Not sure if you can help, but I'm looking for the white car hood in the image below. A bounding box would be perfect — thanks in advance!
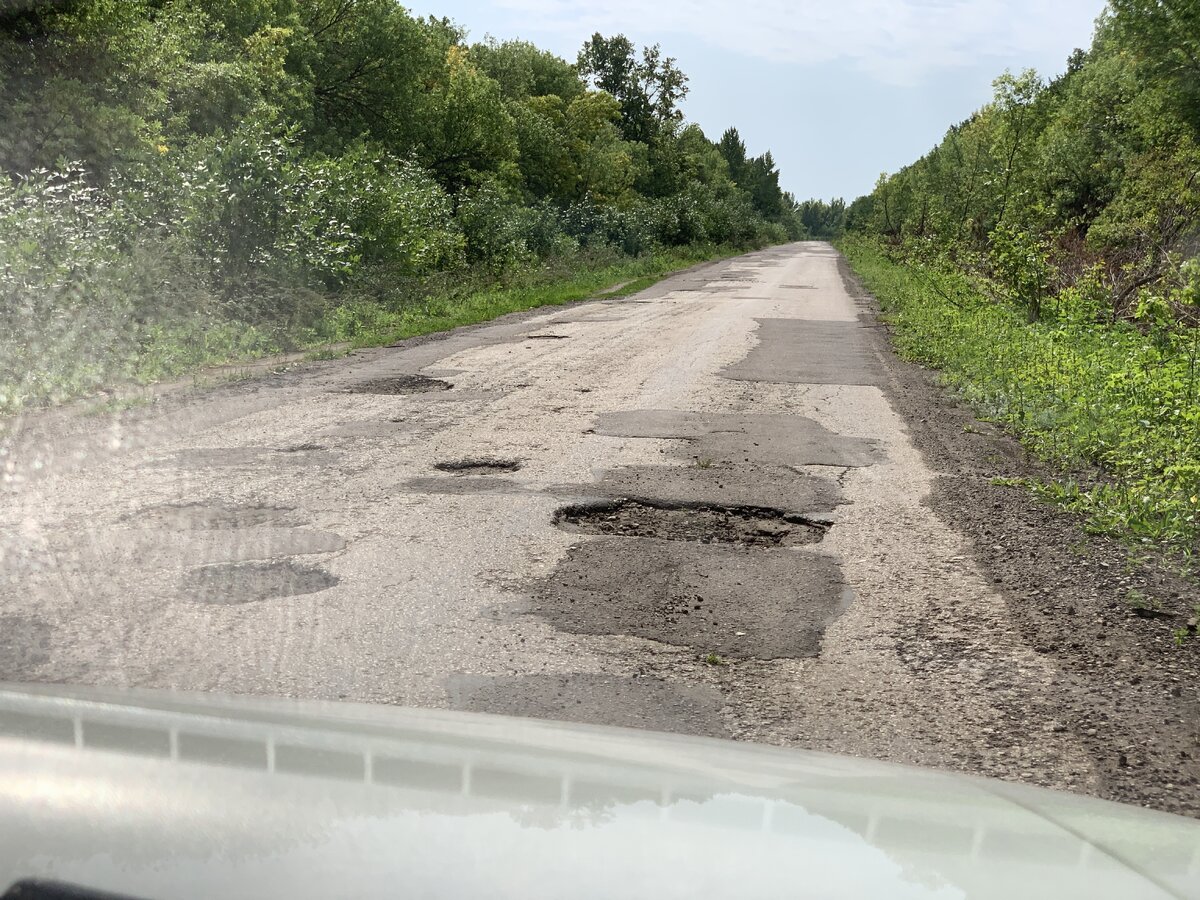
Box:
[0,684,1196,899]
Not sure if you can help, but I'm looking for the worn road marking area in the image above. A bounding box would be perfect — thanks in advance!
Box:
[0,242,1095,790]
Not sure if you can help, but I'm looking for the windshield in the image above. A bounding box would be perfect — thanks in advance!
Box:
[0,0,1197,881]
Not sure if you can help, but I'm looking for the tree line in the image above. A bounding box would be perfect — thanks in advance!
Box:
[0,0,825,407]
[846,0,1200,326]
[838,0,1200,554]
[0,2,813,276]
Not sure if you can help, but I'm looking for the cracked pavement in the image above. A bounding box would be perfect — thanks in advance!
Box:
[1,240,1172,806]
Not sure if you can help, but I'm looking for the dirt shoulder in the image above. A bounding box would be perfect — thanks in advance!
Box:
[839,255,1200,817]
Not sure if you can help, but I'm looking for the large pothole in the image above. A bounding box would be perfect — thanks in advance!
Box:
[554,498,828,546]
[184,561,338,604]
[434,457,522,475]
[343,374,451,395]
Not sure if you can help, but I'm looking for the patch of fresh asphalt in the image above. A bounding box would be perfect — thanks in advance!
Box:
[399,476,524,495]
[594,410,881,467]
[2,242,1196,817]
[720,319,885,386]
[132,502,305,530]
[185,560,340,605]
[0,616,51,679]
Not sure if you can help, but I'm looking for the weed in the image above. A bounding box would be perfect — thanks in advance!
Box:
[304,346,344,362]
[84,394,153,416]
[1123,554,1151,575]
[990,476,1026,488]
[1124,589,1159,612]
[1174,606,1200,644]
[695,456,715,469]
[703,652,728,666]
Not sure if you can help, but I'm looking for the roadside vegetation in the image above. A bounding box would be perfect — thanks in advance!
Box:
[835,0,1200,560]
[0,1,813,413]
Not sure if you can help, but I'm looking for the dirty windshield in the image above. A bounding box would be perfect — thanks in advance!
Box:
[1,0,1199,833]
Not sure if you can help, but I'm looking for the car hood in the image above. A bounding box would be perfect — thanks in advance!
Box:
[0,683,1196,899]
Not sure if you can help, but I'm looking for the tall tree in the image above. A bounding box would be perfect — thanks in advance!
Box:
[1109,0,1200,130]
[716,127,747,183]
[576,33,687,144]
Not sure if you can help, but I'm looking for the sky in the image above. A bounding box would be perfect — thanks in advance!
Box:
[405,0,1108,202]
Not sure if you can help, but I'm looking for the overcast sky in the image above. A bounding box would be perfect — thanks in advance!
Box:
[405,0,1107,201]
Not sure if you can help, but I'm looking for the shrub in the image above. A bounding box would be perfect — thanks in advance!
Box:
[841,235,1200,551]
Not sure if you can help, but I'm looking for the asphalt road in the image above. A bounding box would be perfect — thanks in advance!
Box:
[0,242,1102,793]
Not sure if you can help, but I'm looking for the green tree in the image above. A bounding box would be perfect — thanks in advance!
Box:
[576,33,688,144]
[292,0,435,153]
[1109,0,1200,130]
[417,44,518,192]
[716,128,748,183]
[470,38,582,101]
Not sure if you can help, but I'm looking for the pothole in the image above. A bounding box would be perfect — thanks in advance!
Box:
[525,333,569,340]
[184,561,338,604]
[135,502,302,530]
[434,457,522,475]
[343,374,451,395]
[554,498,828,546]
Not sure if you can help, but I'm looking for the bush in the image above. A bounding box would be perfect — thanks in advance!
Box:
[456,181,536,270]
[305,145,465,276]
[0,165,149,409]
[841,235,1200,551]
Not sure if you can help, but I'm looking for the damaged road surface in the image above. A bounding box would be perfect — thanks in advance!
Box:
[3,242,1198,817]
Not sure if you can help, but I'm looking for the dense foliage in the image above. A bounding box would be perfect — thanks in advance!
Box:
[842,1,1200,553]
[0,0,807,409]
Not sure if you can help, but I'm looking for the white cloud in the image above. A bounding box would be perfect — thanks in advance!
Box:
[490,0,1103,85]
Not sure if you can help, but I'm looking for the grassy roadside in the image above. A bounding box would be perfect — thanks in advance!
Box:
[318,244,734,350]
[837,235,1200,561]
[8,244,740,417]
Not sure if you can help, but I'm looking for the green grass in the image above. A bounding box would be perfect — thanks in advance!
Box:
[131,319,294,385]
[2,245,737,416]
[82,393,155,417]
[320,246,732,349]
[838,235,1200,555]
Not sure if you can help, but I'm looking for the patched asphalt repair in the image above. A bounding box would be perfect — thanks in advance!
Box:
[12,242,1176,815]
[468,252,885,729]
